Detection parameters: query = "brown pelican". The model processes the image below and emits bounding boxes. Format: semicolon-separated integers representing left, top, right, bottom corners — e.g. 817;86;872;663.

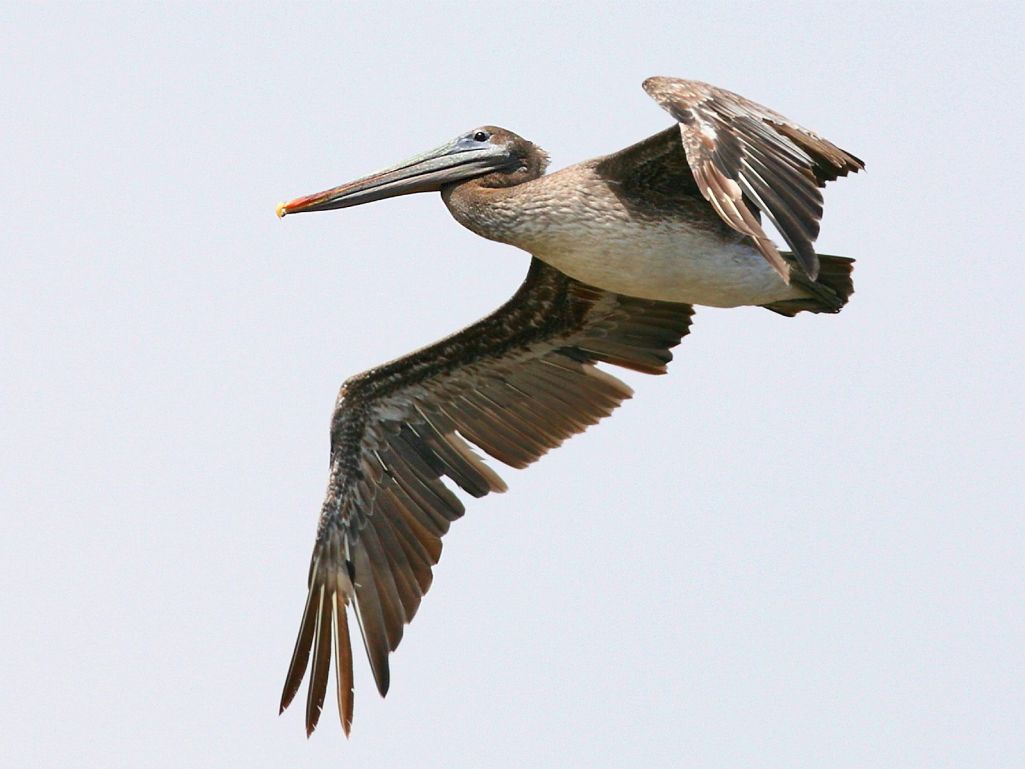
276;77;863;736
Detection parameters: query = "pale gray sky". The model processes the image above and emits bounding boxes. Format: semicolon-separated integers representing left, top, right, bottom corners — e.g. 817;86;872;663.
3;3;1023;767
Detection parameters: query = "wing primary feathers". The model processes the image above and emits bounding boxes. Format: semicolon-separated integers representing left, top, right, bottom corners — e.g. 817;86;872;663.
305;583;330;736
351;544;392;696
279;557;320;714
331;587;354;736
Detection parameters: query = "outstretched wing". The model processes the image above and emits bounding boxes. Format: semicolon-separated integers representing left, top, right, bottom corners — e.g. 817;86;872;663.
641;77;864;281
280;259;695;736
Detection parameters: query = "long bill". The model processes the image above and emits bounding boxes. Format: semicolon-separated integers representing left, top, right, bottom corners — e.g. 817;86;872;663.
276;139;513;217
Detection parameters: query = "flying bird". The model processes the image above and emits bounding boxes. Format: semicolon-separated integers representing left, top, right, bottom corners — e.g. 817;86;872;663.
276;77;863;736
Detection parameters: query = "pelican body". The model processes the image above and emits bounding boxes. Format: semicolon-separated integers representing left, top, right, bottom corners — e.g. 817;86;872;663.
277;77;863;736
443;137;794;307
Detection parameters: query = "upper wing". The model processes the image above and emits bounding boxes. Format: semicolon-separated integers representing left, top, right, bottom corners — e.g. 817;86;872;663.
280;258;695;736
642;77;864;281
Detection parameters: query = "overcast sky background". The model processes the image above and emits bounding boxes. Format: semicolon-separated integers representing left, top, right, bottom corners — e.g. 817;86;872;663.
4;3;1024;768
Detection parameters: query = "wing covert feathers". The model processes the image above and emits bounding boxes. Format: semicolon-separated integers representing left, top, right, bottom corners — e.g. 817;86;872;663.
642;77;864;281
282;259;695;735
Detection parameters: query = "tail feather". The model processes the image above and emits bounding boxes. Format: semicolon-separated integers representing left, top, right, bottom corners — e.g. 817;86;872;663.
762;252;855;316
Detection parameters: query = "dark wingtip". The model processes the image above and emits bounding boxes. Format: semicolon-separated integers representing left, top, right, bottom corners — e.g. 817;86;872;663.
374;665;391;697
304;695;324;737
279;678;300;715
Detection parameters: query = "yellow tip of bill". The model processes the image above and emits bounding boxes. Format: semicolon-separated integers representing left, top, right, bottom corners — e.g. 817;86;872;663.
275;202;288;218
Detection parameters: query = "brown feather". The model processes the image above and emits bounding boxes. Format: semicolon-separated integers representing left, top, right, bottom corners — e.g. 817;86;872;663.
305;584;330;735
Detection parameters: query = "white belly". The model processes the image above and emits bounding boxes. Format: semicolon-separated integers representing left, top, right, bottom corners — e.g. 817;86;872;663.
530;219;801;307
443;169;807;307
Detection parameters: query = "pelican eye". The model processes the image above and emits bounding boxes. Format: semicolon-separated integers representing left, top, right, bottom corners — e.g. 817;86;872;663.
473;130;489;142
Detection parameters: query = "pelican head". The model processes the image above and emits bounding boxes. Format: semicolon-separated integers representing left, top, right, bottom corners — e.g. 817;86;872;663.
277;126;548;217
